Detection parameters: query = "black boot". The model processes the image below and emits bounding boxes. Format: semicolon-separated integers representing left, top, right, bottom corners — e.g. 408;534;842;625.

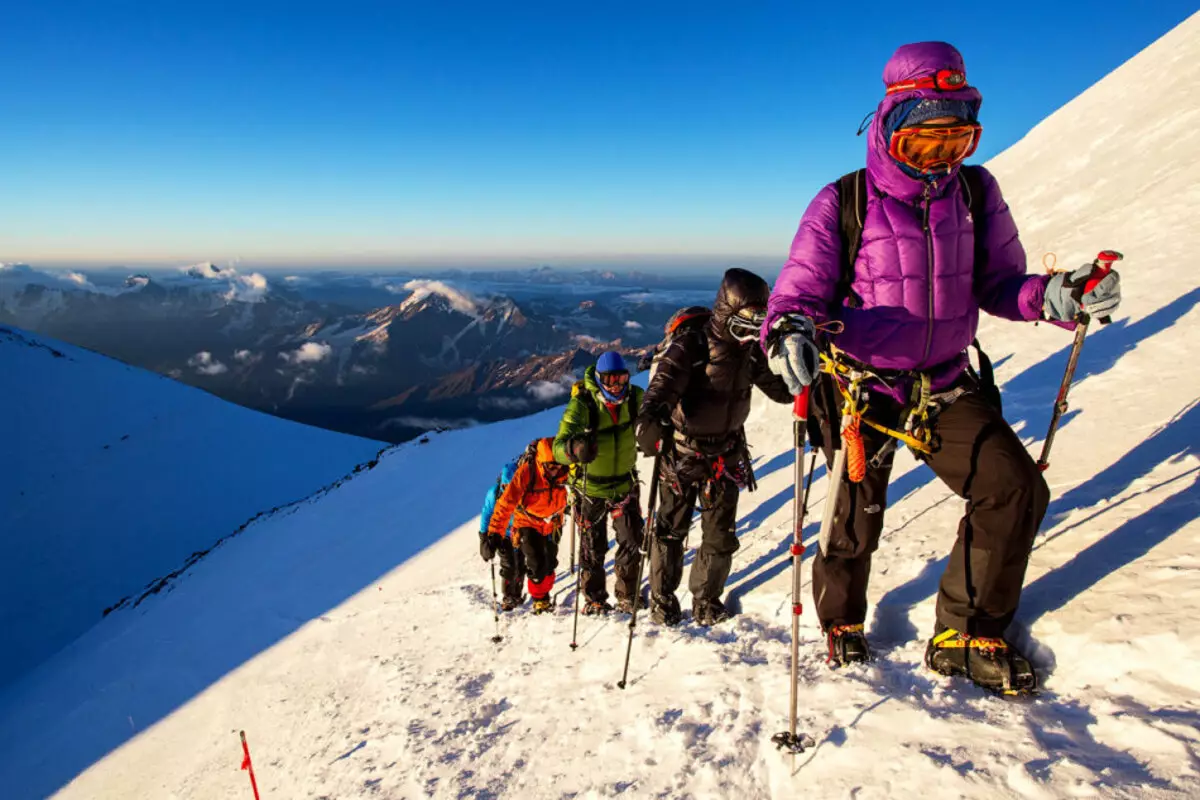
501;594;524;612
582;599;613;616
650;593;682;626
615;594;648;614
826;624;871;666
692;598;731;627
925;625;1037;695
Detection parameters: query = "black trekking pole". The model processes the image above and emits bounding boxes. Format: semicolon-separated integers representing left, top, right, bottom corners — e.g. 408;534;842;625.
617;449;664;690
1037;249;1123;472
569;476;578;576
489;561;502;644
772;388;817;754
570;465;589;651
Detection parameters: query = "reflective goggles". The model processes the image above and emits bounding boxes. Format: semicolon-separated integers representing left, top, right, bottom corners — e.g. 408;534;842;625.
727;308;765;343
886;69;969;96
543;461;569;481
598;370;630;393
888;121;982;175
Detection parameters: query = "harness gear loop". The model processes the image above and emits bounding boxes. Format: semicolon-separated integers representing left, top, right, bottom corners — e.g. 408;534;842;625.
818;350;936;457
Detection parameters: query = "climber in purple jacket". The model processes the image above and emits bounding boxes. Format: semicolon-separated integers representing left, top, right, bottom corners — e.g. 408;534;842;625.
762;42;1121;694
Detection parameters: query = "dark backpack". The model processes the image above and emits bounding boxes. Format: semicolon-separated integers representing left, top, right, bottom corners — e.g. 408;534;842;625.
495;439;540;495
834;166;1002;412
637;306;712;373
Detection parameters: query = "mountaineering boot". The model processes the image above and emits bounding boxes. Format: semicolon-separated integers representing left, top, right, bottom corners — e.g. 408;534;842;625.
615;594;648;614
692;599;731;627
501;595;524;612
582;599;614;616
531;597;555;615
650;593;682;626
826;624;872;666
925;625;1038;695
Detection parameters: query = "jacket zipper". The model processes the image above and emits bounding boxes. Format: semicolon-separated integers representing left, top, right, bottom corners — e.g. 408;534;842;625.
921;180;935;366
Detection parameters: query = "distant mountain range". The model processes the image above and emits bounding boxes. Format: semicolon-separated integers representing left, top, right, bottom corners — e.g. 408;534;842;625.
0;262;707;440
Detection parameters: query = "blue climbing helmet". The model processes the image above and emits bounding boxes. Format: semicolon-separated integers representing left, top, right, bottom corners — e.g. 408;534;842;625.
595;350;629;404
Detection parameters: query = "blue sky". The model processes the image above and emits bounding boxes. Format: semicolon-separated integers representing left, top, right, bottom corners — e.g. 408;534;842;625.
2;2;1194;269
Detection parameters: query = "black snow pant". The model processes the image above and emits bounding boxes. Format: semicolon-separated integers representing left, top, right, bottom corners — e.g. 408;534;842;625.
496;537;527;604
517;527;559;598
650;464;740;607
811;376;1050;638
577;491;645;604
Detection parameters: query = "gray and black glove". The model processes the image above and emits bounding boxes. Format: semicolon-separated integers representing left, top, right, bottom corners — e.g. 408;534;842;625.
636;417;666;457
566;434;598;464
1044;264;1122;322
765;313;820;395
479;531;503;562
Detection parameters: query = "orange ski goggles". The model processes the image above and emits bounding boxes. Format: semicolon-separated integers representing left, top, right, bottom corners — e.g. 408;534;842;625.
888;121;982;175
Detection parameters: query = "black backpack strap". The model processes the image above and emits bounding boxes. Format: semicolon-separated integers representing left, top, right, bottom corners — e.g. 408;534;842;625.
835;169;868;309
957;166;1003;413
958;165;988;275
574;381;599;432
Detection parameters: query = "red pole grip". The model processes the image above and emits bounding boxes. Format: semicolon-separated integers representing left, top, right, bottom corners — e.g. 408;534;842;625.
1084;249;1121;294
1084;249;1122;325
792;386;810;421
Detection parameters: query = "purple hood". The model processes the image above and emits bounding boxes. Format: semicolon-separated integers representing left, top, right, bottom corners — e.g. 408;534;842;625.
765;42;1051;397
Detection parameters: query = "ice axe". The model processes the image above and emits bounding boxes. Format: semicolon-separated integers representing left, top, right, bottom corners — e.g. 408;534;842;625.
772;387;817;755
1036;249;1123;472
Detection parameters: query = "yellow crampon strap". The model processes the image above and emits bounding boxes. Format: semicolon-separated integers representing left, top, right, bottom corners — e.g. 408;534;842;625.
930;628;1009;652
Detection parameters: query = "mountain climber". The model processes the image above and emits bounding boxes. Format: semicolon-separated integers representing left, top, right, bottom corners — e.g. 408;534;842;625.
478;450;531;611
635;268;793;627
553;351;647;615
761;41;1122;693
487;437;570;613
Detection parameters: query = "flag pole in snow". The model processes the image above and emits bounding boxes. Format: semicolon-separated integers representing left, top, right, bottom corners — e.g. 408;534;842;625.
617;449;663;689
772;389;817;755
239;730;261;800
1037;250;1123;472
570;465;589;650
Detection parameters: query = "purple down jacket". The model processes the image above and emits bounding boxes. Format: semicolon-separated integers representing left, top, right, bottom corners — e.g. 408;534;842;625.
764;41;1050;395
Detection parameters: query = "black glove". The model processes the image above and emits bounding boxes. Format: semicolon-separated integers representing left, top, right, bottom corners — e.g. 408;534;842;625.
636;417;665;457
479;531;502;562
567;434;598;464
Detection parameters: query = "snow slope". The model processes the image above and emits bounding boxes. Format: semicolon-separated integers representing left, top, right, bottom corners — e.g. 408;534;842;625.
3;12;1200;800
0;327;384;689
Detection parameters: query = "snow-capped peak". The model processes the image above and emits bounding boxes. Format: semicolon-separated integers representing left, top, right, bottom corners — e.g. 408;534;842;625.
397;279;483;318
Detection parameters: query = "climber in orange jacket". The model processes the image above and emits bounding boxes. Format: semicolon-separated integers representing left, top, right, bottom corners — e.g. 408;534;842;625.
487;437;570;613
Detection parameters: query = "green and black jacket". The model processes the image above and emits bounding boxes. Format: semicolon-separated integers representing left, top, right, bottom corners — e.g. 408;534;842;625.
552;365;644;501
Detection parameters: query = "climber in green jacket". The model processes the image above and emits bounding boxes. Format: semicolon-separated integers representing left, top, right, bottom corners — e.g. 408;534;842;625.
553;351;647;616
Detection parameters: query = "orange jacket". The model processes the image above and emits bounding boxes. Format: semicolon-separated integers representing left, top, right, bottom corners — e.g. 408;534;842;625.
488;438;567;542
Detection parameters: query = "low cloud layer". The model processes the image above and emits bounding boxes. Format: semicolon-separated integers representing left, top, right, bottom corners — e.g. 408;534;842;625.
527;374;580;403
279;342;332;366
180;262;270;303
187;351;228;376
